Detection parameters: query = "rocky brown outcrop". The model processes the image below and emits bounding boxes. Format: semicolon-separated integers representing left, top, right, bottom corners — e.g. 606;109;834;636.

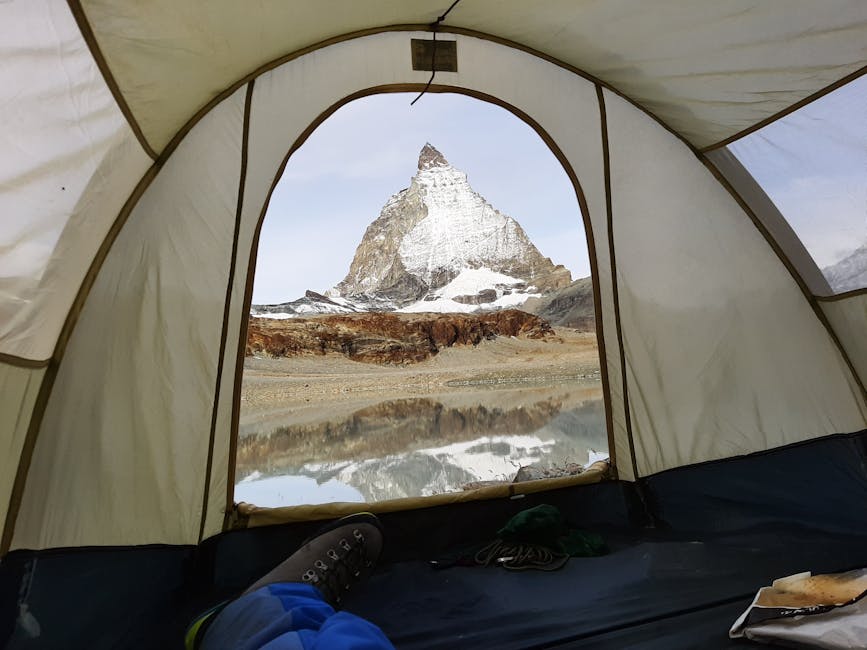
246;309;555;365
452;289;497;305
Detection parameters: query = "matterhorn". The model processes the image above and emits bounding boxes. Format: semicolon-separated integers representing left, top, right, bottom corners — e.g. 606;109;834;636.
253;143;593;322
332;143;571;309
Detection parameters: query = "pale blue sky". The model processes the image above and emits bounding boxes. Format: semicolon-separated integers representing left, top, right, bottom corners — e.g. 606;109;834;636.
253;93;589;304
729;75;866;269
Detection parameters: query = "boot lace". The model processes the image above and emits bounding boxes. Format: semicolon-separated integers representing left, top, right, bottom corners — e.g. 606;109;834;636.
301;528;373;605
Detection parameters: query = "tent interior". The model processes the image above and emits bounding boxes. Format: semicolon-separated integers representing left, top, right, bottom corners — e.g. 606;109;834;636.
2;2;867;648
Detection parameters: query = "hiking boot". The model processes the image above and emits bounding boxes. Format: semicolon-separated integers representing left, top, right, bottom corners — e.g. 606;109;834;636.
242;512;384;608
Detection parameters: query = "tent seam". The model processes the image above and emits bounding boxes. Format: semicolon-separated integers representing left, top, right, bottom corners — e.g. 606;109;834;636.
199;81;254;544
596;85;639;481
66;0;158;160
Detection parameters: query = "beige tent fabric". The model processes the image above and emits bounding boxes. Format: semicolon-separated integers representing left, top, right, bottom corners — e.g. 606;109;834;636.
704;148;832;297
0;364;44;537
451;1;867;148
78;0;867;152
0;0;150;361
78;0;442;153
821;295;867;389
603;87;867;476
12;88;248;550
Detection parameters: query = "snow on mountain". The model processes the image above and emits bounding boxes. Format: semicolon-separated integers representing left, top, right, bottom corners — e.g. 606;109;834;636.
333;143;571;305
823;243;867;293
434;268;527;299
398;267;541;314
251;290;365;319
396;155;530;286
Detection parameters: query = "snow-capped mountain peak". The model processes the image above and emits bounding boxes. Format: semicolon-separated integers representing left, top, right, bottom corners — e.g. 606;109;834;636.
252;143;583;320
334;143;571;305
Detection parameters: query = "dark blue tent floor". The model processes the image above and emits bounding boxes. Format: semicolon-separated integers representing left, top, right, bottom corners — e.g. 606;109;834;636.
344;527;867;649
3;428;867;649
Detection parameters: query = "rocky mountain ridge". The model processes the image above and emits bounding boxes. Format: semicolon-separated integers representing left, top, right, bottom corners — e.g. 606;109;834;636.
522;276;595;329
332;143;571;307
251;142;596;327
252;276;596;328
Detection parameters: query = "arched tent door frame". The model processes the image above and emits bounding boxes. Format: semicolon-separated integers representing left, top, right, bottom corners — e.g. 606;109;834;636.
222;83;620;527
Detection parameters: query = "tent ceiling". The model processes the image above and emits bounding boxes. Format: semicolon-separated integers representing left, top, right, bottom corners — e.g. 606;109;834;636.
79;0;867;153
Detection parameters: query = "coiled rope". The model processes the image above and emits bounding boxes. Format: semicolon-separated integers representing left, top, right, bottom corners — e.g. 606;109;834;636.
474;539;569;571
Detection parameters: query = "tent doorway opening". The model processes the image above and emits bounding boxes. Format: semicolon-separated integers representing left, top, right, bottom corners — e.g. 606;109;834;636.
235;92;606;510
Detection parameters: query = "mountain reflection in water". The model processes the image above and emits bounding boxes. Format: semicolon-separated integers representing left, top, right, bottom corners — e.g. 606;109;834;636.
235;388;606;507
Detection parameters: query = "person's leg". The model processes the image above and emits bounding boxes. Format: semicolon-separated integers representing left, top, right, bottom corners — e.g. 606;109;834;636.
188;513;394;650
199;582;393;650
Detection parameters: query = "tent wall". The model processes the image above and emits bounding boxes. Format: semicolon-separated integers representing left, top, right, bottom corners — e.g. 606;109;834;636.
820;294;867;387
5;30;866;549
0;0;151;362
10;87;248;550
602;87;867;476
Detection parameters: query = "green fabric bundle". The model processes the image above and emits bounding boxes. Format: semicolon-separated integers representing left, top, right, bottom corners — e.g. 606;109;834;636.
430;503;607;571
496;504;608;557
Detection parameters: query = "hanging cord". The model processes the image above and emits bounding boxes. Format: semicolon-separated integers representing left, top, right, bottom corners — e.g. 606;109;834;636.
410;0;463;106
